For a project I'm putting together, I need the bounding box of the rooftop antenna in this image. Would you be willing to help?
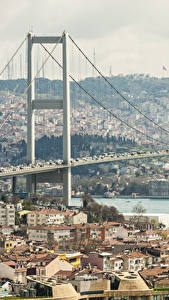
[109,66,112,77]
[92,48,96,78]
[28,24,34,33]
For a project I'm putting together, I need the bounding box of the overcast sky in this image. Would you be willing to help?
[1,0,169,78]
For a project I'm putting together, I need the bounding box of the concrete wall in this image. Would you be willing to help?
[70,278,110,293]
[0,263,15,282]
[52,283,78,299]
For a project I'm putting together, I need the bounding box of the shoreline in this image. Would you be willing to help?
[72,195,169,200]
[71,196,169,217]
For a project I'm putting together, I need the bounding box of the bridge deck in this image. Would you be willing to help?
[0,151,168,178]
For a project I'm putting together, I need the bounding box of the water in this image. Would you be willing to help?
[71,197,169,214]
[71,197,169,227]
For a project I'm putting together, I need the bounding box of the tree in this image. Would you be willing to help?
[23,198,33,210]
[81,194,124,223]
[130,203,146,227]
[15,212,20,226]
[151,218,159,229]
[82,194,94,208]
[132,203,146,215]
[1,194,9,203]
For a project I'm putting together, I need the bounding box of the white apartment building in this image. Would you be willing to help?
[67,212,87,224]
[27,209,87,227]
[27,209,66,227]
[0,202,15,226]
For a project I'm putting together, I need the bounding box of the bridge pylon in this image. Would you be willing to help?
[26,32,71,206]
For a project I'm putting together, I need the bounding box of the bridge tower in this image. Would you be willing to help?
[27,32,71,206]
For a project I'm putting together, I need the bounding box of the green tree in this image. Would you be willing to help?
[1,194,9,203]
[81,194,124,223]
[151,218,159,229]
[15,212,20,225]
[23,198,32,210]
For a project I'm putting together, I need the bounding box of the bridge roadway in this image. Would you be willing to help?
[0,150,169,179]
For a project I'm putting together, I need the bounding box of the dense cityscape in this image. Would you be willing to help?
[0,73,168,299]
[1,0,169,298]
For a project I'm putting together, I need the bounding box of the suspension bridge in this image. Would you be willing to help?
[0,31,169,206]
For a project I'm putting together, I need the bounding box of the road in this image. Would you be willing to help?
[0,151,168,178]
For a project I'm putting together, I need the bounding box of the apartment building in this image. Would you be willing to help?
[28,225,71,242]
[102,222,128,241]
[86,222,128,241]
[67,211,87,224]
[149,179,169,196]
[122,251,147,272]
[0,261,27,284]
[0,202,15,226]
[28,222,129,244]
[27,209,66,226]
[27,209,87,227]
[36,254,73,282]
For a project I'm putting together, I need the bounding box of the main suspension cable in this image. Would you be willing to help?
[0,33,64,131]
[69,35,169,136]
[40,43,169,147]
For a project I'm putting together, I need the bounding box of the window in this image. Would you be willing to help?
[141,297,148,300]
[109,297,127,300]
[69,258,77,263]
[41,270,46,276]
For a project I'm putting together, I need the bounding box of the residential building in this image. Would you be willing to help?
[0,261,27,284]
[35,254,73,281]
[122,251,147,272]
[0,225,14,235]
[102,222,128,241]
[27,209,66,226]
[28,225,71,242]
[149,179,169,196]
[59,252,82,268]
[111,257,124,271]
[67,211,87,224]
[0,202,15,226]
[81,252,113,271]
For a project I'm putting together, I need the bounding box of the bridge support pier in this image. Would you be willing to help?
[26,32,71,206]
[63,167,71,206]
[26,174,36,195]
[35,168,71,205]
[12,176,16,194]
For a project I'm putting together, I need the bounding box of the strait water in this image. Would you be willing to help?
[71,197,169,214]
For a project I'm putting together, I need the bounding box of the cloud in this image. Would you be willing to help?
[1,0,169,77]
